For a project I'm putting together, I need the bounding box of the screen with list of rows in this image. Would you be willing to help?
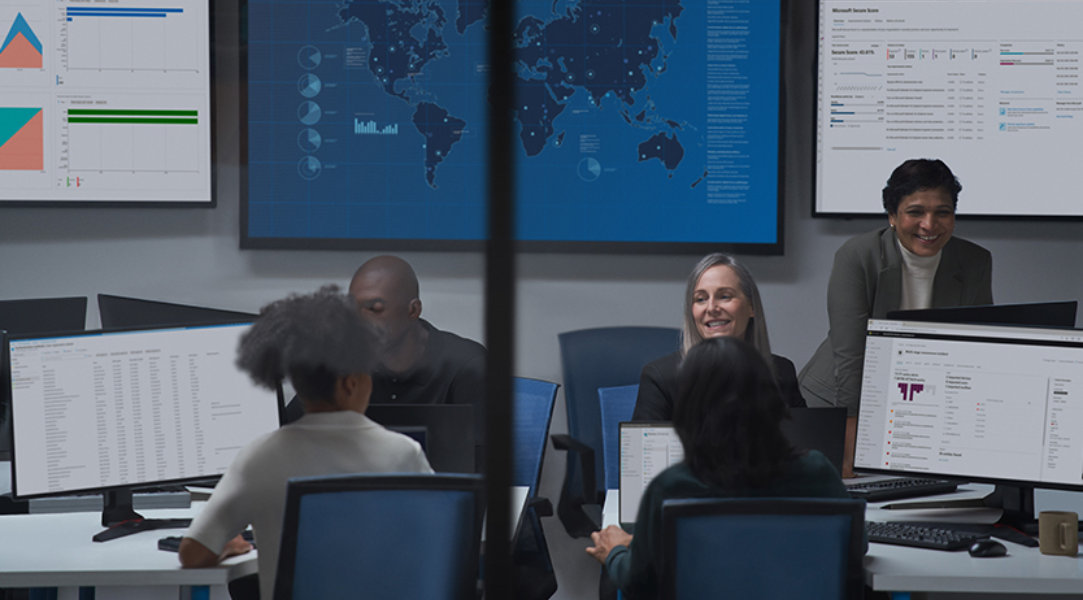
[855,319,1083,489]
[8,323,281,498]
[619,422,685,524]
[816,0,1083,216]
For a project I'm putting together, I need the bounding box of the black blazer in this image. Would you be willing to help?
[632,350,806,421]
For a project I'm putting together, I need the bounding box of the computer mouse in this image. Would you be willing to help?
[968,539,1007,557]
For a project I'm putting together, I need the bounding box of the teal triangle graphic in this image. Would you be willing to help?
[0,107,41,147]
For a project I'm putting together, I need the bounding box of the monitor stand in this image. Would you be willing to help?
[880,484,1040,544]
[92,488,192,542]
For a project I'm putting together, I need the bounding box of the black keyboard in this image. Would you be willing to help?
[866,521,985,551]
[846,477,958,502]
[158,529,255,552]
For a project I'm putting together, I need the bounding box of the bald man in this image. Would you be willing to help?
[284,256,487,468]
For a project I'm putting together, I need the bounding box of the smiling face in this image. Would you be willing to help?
[691,265,755,342]
[888,188,956,257]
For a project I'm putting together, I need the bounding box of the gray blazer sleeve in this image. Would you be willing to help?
[825,232,881,414]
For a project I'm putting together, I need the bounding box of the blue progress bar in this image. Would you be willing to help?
[66,7,183,19]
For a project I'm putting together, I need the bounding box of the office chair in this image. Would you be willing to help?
[511,377,561,600]
[661,498,866,600]
[598,384,640,491]
[552,326,680,537]
[273,473,484,600]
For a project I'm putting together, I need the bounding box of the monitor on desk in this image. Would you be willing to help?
[6,320,282,539]
[98,294,256,330]
[887,301,1078,329]
[618,422,684,528]
[855,319,1083,526]
[364,404,475,474]
[0,297,89,462]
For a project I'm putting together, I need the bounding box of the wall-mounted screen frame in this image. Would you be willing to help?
[0,0,215,206]
[815,0,1083,219]
[240,0,785,254]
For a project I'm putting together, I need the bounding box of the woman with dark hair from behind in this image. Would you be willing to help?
[587,337,850,599]
[178,286,432,600]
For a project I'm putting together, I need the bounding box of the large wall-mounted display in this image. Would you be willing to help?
[242,0,784,253]
[0,0,214,205]
[816,0,1083,217]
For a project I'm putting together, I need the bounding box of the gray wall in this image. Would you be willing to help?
[3,0,1079,381]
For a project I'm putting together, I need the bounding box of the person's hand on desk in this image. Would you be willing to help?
[586,525,633,564]
[178,534,253,568]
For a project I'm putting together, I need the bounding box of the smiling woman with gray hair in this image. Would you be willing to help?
[632,253,806,422]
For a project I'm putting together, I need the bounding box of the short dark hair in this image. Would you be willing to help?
[236,286,381,404]
[882,158,961,214]
[673,337,797,489]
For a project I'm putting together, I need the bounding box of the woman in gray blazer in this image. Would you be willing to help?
[799,159,992,475]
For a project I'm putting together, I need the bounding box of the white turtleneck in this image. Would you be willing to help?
[897,236,942,310]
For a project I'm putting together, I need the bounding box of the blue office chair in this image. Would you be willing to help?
[552,326,680,537]
[599,384,640,491]
[273,473,484,600]
[511,377,560,600]
[661,498,866,600]
[512,377,559,497]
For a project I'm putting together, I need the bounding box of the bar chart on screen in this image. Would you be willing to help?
[0,1,212,204]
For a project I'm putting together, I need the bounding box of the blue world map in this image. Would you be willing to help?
[335,0,689,187]
[245,0,780,246]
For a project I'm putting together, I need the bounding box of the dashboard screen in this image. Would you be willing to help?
[816,0,1083,217]
[0,0,213,205]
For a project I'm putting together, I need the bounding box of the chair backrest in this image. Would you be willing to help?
[598,384,640,490]
[274,473,484,600]
[512,377,560,496]
[661,498,866,600]
[558,326,680,496]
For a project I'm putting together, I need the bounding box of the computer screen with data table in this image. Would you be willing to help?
[7,321,281,537]
[856,319,1083,493]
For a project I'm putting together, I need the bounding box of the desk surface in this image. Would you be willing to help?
[0,485,529,589]
[0,504,256,589]
[603,485,1083,596]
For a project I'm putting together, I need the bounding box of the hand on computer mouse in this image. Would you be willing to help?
[968,539,1007,557]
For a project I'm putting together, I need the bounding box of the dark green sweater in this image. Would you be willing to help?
[605,451,849,599]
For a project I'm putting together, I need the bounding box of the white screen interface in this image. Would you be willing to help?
[8,323,280,497]
[816,0,1083,216]
[619,422,685,525]
[1,0,212,203]
[855,319,1083,489]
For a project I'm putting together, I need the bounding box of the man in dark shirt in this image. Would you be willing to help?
[349,255,486,406]
[284,256,486,468]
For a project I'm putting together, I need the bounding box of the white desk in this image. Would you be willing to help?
[0,504,256,600]
[603,486,1083,599]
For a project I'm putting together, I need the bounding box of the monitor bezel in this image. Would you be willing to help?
[854,318,1083,494]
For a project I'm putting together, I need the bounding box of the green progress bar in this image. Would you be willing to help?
[67,109,197,116]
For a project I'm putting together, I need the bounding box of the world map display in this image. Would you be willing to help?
[244,0,780,248]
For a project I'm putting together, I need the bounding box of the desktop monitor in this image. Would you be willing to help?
[0,296,89,462]
[855,319,1083,526]
[364,404,474,474]
[887,301,1078,328]
[7,321,282,540]
[98,294,256,329]
[618,422,684,529]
